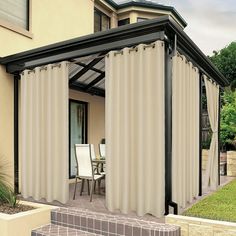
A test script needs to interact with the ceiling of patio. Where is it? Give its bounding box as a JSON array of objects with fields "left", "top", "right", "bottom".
[{"left": 69, "top": 53, "right": 106, "bottom": 97}]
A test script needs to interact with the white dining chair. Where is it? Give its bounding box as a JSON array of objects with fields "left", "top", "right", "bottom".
[
  {"left": 73, "top": 144, "right": 104, "bottom": 202},
  {"left": 99, "top": 144, "right": 105, "bottom": 158}
]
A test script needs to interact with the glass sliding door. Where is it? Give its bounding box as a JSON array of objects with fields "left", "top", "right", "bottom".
[{"left": 69, "top": 100, "right": 87, "bottom": 178}]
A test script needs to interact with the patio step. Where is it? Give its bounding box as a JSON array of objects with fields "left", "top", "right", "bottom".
[
  {"left": 31, "top": 223, "right": 102, "bottom": 236},
  {"left": 51, "top": 208, "right": 180, "bottom": 236}
]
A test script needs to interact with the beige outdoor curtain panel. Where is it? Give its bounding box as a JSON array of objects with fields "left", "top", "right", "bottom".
[
  {"left": 203, "top": 75, "right": 219, "bottom": 190},
  {"left": 20, "top": 62, "right": 69, "bottom": 203},
  {"left": 172, "top": 53, "right": 200, "bottom": 209},
  {"left": 105, "top": 41, "right": 165, "bottom": 217}
]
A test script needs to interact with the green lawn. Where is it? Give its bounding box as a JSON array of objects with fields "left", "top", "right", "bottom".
[{"left": 183, "top": 179, "right": 236, "bottom": 222}]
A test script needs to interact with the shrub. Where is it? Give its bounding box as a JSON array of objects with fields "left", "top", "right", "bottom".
[
  {"left": 0, "top": 158, "right": 18, "bottom": 208},
  {"left": 220, "top": 90, "right": 236, "bottom": 151}
]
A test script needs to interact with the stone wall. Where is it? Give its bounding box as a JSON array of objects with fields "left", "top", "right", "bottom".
[
  {"left": 166, "top": 214, "right": 236, "bottom": 236},
  {"left": 227, "top": 151, "right": 236, "bottom": 177},
  {"left": 202, "top": 149, "right": 209, "bottom": 170}
]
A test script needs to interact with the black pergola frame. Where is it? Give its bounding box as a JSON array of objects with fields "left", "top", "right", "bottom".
[{"left": 0, "top": 15, "right": 228, "bottom": 215}]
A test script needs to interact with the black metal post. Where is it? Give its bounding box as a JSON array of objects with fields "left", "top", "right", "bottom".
[
  {"left": 165, "top": 42, "right": 176, "bottom": 215},
  {"left": 218, "top": 89, "right": 221, "bottom": 185},
  {"left": 199, "top": 74, "right": 203, "bottom": 196},
  {"left": 14, "top": 75, "right": 19, "bottom": 194}
]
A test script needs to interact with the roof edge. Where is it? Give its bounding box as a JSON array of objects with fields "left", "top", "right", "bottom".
[
  {"left": 104, "top": 0, "right": 187, "bottom": 27},
  {"left": 0, "top": 15, "right": 228, "bottom": 86}
]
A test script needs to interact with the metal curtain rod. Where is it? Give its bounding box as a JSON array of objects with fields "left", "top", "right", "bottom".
[
  {"left": 21, "top": 62, "right": 63, "bottom": 75},
  {"left": 70, "top": 41, "right": 162, "bottom": 62}
]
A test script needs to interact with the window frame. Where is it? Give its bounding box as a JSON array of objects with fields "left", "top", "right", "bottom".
[
  {"left": 118, "top": 18, "right": 130, "bottom": 27},
  {"left": 69, "top": 99, "right": 88, "bottom": 179},
  {"left": 0, "top": 0, "right": 32, "bottom": 38},
  {"left": 94, "top": 7, "right": 110, "bottom": 33},
  {"left": 137, "top": 17, "right": 149, "bottom": 22}
]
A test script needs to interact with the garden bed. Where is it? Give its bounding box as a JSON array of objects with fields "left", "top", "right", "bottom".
[
  {"left": 0, "top": 201, "right": 58, "bottom": 236},
  {"left": 183, "top": 179, "right": 236, "bottom": 222},
  {"left": 0, "top": 203, "right": 34, "bottom": 214}
]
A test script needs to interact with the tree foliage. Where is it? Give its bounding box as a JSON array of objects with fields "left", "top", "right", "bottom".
[
  {"left": 220, "top": 90, "right": 236, "bottom": 150},
  {"left": 210, "top": 42, "right": 236, "bottom": 89}
]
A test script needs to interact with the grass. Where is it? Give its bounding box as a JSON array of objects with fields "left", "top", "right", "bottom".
[{"left": 183, "top": 179, "right": 236, "bottom": 222}]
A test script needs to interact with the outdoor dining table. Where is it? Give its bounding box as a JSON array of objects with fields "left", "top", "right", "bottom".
[{"left": 92, "top": 158, "right": 105, "bottom": 174}]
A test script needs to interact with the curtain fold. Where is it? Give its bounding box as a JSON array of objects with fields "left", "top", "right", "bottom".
[
  {"left": 20, "top": 62, "right": 69, "bottom": 203},
  {"left": 105, "top": 41, "right": 165, "bottom": 217},
  {"left": 203, "top": 76, "right": 220, "bottom": 190},
  {"left": 172, "top": 54, "right": 200, "bottom": 209}
]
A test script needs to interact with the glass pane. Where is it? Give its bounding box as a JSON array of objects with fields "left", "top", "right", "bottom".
[
  {"left": 70, "top": 102, "right": 86, "bottom": 177},
  {"left": 0, "top": 0, "right": 28, "bottom": 29},
  {"left": 94, "top": 10, "right": 101, "bottom": 32},
  {"left": 137, "top": 17, "right": 148, "bottom": 22},
  {"left": 101, "top": 14, "right": 110, "bottom": 31},
  {"left": 118, "top": 18, "right": 130, "bottom": 27}
]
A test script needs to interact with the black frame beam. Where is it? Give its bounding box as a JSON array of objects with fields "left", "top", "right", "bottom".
[
  {"left": 164, "top": 40, "right": 178, "bottom": 215},
  {"left": 69, "top": 55, "right": 105, "bottom": 84},
  {"left": 74, "top": 61, "right": 104, "bottom": 74},
  {"left": 68, "top": 99, "right": 88, "bottom": 179},
  {"left": 199, "top": 73, "right": 203, "bottom": 196},
  {"left": 218, "top": 89, "right": 221, "bottom": 185},
  {"left": 69, "top": 82, "right": 105, "bottom": 97},
  {"left": 84, "top": 72, "right": 105, "bottom": 91},
  {"left": 14, "top": 75, "right": 19, "bottom": 194}
]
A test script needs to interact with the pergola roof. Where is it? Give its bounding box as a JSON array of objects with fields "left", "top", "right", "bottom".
[
  {"left": 68, "top": 54, "right": 105, "bottom": 96},
  {"left": 0, "top": 15, "right": 229, "bottom": 96}
]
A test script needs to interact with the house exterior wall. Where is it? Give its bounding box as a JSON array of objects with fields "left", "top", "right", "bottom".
[
  {"left": 117, "top": 7, "right": 185, "bottom": 27},
  {"left": 0, "top": 0, "right": 183, "bottom": 186},
  {"left": 0, "top": 0, "right": 94, "bottom": 57}
]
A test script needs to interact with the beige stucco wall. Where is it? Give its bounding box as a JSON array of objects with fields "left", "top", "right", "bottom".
[
  {"left": 0, "top": 0, "right": 94, "bottom": 57},
  {"left": 0, "top": 66, "right": 14, "bottom": 186},
  {"left": 69, "top": 89, "right": 105, "bottom": 155}
]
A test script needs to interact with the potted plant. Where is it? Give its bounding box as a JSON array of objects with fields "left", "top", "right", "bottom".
[{"left": 0, "top": 158, "right": 57, "bottom": 236}]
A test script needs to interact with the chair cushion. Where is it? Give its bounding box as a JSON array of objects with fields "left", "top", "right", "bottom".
[{"left": 94, "top": 174, "right": 105, "bottom": 180}]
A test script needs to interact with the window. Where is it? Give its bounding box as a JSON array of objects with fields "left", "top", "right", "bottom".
[
  {"left": 118, "top": 18, "right": 130, "bottom": 27},
  {"left": 0, "top": 0, "right": 29, "bottom": 30},
  {"left": 69, "top": 100, "right": 88, "bottom": 178},
  {"left": 137, "top": 17, "right": 148, "bottom": 22},
  {"left": 94, "top": 8, "right": 110, "bottom": 32}
]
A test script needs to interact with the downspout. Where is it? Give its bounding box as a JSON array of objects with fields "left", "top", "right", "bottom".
[{"left": 164, "top": 34, "right": 178, "bottom": 215}]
